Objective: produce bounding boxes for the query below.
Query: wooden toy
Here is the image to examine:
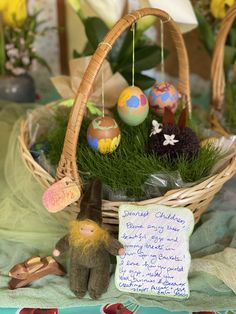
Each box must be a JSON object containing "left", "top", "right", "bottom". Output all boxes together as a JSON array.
[{"left": 8, "top": 256, "right": 65, "bottom": 289}]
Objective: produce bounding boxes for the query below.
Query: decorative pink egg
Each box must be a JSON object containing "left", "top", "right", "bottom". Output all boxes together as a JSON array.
[{"left": 149, "top": 81, "right": 180, "bottom": 115}]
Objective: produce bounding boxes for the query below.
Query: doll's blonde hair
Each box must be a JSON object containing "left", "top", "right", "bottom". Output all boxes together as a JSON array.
[{"left": 69, "top": 219, "right": 109, "bottom": 254}]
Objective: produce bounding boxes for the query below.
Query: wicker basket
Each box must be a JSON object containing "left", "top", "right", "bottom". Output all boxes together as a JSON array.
[
  {"left": 19, "top": 8, "right": 236, "bottom": 229},
  {"left": 211, "top": 3, "right": 236, "bottom": 136}
]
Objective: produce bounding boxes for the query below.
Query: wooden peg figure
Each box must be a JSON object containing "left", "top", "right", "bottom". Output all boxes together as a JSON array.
[
  {"left": 53, "top": 179, "right": 125, "bottom": 299},
  {"left": 8, "top": 256, "right": 65, "bottom": 289}
]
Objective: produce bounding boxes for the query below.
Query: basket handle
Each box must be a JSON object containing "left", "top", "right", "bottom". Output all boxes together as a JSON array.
[
  {"left": 56, "top": 8, "right": 191, "bottom": 188},
  {"left": 211, "top": 3, "right": 236, "bottom": 111}
]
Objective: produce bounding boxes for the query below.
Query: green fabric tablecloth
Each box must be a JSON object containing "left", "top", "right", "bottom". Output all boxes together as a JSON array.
[{"left": 1, "top": 101, "right": 236, "bottom": 311}]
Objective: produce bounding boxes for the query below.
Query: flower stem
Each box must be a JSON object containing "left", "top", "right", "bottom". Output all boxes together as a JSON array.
[{"left": 76, "top": 9, "right": 86, "bottom": 23}]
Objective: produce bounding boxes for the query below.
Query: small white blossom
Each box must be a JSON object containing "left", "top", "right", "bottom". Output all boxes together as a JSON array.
[
  {"left": 5, "top": 61, "right": 13, "bottom": 70},
  {"left": 12, "top": 67, "right": 26, "bottom": 76},
  {"left": 5, "top": 44, "right": 14, "bottom": 50},
  {"left": 150, "top": 120, "right": 163, "bottom": 137},
  {"left": 22, "top": 56, "right": 30, "bottom": 65},
  {"left": 163, "top": 134, "right": 179, "bottom": 146},
  {"left": 20, "top": 38, "right": 25, "bottom": 46},
  {"left": 9, "top": 57, "right": 16, "bottom": 64},
  {"left": 7, "top": 48, "right": 19, "bottom": 58}
]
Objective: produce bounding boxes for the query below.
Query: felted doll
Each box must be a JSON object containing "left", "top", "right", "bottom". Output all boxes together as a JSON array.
[
  {"left": 53, "top": 179, "right": 125, "bottom": 299},
  {"left": 147, "top": 107, "right": 199, "bottom": 159}
]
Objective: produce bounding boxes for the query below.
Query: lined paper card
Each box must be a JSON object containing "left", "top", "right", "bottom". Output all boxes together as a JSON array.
[{"left": 115, "top": 204, "right": 194, "bottom": 299}]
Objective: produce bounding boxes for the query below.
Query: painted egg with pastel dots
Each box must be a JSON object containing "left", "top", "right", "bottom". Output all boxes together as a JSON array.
[
  {"left": 87, "top": 116, "right": 121, "bottom": 154},
  {"left": 149, "top": 81, "right": 180, "bottom": 115},
  {"left": 117, "top": 86, "right": 149, "bottom": 126}
]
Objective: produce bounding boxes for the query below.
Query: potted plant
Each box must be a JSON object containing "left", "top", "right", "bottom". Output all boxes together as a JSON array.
[{"left": 0, "top": 0, "right": 52, "bottom": 103}]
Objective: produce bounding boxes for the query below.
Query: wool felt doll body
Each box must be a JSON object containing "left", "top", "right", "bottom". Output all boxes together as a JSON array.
[{"left": 53, "top": 179, "right": 125, "bottom": 299}]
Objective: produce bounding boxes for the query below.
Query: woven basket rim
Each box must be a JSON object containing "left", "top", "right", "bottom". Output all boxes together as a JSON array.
[{"left": 18, "top": 102, "right": 236, "bottom": 225}]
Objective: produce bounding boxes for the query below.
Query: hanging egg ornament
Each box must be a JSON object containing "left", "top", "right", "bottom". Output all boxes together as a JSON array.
[
  {"left": 149, "top": 81, "right": 180, "bottom": 115},
  {"left": 87, "top": 116, "right": 121, "bottom": 154},
  {"left": 117, "top": 86, "right": 149, "bottom": 126}
]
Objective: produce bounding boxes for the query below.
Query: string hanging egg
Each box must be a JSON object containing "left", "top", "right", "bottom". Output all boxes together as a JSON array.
[
  {"left": 149, "top": 81, "right": 180, "bottom": 115},
  {"left": 117, "top": 86, "right": 149, "bottom": 126},
  {"left": 87, "top": 116, "right": 121, "bottom": 154}
]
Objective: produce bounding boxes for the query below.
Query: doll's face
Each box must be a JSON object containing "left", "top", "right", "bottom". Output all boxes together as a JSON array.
[
  {"left": 69, "top": 219, "right": 109, "bottom": 248},
  {"left": 79, "top": 222, "right": 96, "bottom": 236}
]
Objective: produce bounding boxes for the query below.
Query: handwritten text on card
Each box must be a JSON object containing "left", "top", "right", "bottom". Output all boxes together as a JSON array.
[{"left": 115, "top": 204, "right": 194, "bottom": 299}]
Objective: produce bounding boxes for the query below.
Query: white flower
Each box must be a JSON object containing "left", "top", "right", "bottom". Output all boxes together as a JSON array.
[
  {"left": 12, "top": 67, "right": 26, "bottom": 76},
  {"left": 22, "top": 56, "right": 30, "bottom": 65},
  {"left": 7, "top": 48, "right": 19, "bottom": 58},
  {"left": 150, "top": 120, "right": 162, "bottom": 137},
  {"left": 5, "top": 43, "right": 14, "bottom": 50},
  {"left": 20, "top": 38, "right": 25, "bottom": 46},
  {"left": 145, "top": 0, "right": 198, "bottom": 33},
  {"left": 163, "top": 134, "right": 179, "bottom": 146},
  {"left": 85, "top": 0, "right": 126, "bottom": 27},
  {"left": 9, "top": 57, "right": 16, "bottom": 64},
  {"left": 5, "top": 61, "right": 13, "bottom": 70},
  {"left": 128, "top": 0, "right": 157, "bottom": 32}
]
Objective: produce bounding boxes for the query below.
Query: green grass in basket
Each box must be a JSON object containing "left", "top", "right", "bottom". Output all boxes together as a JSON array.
[
  {"left": 225, "top": 81, "right": 236, "bottom": 131},
  {"left": 46, "top": 107, "right": 222, "bottom": 197}
]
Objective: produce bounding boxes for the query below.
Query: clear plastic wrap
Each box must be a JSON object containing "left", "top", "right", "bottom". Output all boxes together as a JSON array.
[{"left": 27, "top": 104, "right": 62, "bottom": 176}]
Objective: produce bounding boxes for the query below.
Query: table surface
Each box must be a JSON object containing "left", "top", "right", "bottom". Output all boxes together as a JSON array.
[
  {"left": 0, "top": 306, "right": 234, "bottom": 313},
  {"left": 0, "top": 99, "right": 235, "bottom": 313}
]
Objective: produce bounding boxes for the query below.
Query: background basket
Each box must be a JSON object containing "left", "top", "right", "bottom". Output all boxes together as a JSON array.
[
  {"left": 19, "top": 8, "right": 236, "bottom": 230},
  {"left": 211, "top": 3, "right": 236, "bottom": 136}
]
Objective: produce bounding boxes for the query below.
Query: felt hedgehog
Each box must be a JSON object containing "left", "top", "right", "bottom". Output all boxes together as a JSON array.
[{"left": 147, "top": 107, "right": 199, "bottom": 159}]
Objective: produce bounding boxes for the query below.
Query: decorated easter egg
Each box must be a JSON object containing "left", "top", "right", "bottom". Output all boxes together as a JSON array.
[
  {"left": 117, "top": 86, "right": 149, "bottom": 126},
  {"left": 149, "top": 81, "right": 180, "bottom": 115},
  {"left": 87, "top": 116, "right": 121, "bottom": 154}
]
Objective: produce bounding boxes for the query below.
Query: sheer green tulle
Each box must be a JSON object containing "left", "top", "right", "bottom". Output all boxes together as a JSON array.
[{"left": 2, "top": 101, "right": 236, "bottom": 310}]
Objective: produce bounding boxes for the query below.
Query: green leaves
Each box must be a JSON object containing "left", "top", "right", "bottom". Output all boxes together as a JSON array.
[
  {"left": 73, "top": 49, "right": 82, "bottom": 58},
  {"left": 229, "top": 22, "right": 236, "bottom": 46},
  {"left": 225, "top": 81, "right": 236, "bottom": 131},
  {"left": 58, "top": 99, "right": 102, "bottom": 116},
  {"left": 122, "top": 72, "right": 156, "bottom": 90},
  {"left": 224, "top": 22, "right": 236, "bottom": 72},
  {"left": 118, "top": 45, "right": 163, "bottom": 72},
  {"left": 84, "top": 17, "right": 109, "bottom": 50},
  {"left": 224, "top": 45, "right": 236, "bottom": 72},
  {"left": 86, "top": 101, "right": 102, "bottom": 116},
  {"left": 33, "top": 55, "right": 52, "bottom": 74},
  {"left": 77, "top": 16, "right": 165, "bottom": 91},
  {"left": 195, "top": 10, "right": 215, "bottom": 55}
]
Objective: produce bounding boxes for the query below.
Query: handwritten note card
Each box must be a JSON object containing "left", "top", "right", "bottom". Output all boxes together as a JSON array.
[{"left": 115, "top": 204, "right": 194, "bottom": 299}]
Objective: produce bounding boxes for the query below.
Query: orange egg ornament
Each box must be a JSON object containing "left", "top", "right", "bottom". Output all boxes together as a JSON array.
[
  {"left": 87, "top": 116, "right": 121, "bottom": 154},
  {"left": 149, "top": 81, "right": 180, "bottom": 115}
]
